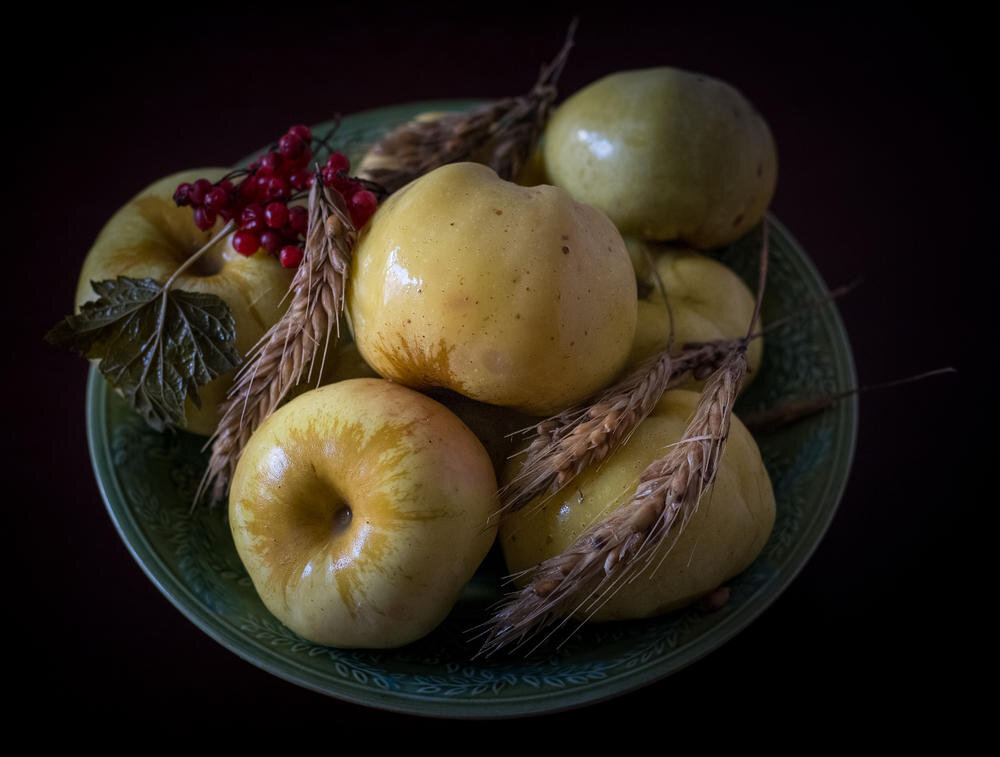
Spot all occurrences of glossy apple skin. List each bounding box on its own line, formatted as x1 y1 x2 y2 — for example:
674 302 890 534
544 67 777 248
626 247 763 385
347 162 637 415
75 168 294 435
500 390 775 620
229 378 499 648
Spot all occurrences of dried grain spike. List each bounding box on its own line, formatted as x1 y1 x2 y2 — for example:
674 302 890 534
477 222 771 655
356 20 577 193
195 180 356 506
496 336 745 517
477 347 749 657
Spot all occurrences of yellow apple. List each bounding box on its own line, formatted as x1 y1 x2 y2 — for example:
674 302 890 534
346 162 637 415
544 67 777 248
500 389 775 620
75 168 294 435
626 247 763 385
229 377 499 648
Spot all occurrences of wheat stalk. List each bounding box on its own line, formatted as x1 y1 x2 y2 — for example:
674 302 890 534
195 180 356 506
477 223 770 655
497 336 747 517
356 20 576 194
478 347 749 656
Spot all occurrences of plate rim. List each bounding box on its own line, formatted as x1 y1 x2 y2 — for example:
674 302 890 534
85 100 858 719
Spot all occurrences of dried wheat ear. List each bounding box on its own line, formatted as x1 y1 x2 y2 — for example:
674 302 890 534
197 23 579 507
196 182 355 506
497 336 748 518
356 20 576 193
477 347 750 656
477 223 770 655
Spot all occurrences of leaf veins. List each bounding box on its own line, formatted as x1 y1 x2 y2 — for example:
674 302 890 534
46 276 241 431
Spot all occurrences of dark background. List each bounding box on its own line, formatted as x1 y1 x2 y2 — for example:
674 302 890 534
12 1 978 734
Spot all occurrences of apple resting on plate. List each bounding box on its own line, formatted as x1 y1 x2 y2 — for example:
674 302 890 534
346 162 637 416
500 389 776 620
229 378 499 648
75 168 294 435
625 243 764 384
544 66 777 248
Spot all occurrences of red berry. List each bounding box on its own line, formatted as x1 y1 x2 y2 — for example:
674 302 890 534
322 166 355 194
325 152 350 173
265 202 289 229
279 133 306 160
190 178 213 205
240 203 265 232
173 183 193 206
193 206 216 231
288 125 311 142
289 170 314 191
345 179 367 198
286 148 313 173
259 151 283 176
288 205 309 235
254 174 271 200
219 178 237 206
237 176 258 204
349 189 378 228
232 229 260 256
259 230 283 255
320 164 337 188
204 186 228 211
279 245 304 268
263 176 289 201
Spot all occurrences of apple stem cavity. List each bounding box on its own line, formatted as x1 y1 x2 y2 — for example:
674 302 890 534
332 504 353 534
163 220 235 291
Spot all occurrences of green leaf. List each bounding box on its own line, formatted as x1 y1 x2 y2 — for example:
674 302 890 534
46 276 241 431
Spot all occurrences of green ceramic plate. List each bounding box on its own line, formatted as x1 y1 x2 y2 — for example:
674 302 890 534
86 100 857 718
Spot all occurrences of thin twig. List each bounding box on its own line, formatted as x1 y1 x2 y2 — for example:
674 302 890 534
742 366 957 433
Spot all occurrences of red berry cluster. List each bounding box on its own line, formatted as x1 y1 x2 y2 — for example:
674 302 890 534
173 125 379 268
318 152 379 230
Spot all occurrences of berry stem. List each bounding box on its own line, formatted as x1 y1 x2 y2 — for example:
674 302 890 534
219 168 250 183
312 118 342 156
164 221 235 291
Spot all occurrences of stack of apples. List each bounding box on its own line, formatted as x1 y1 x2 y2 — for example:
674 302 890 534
79 67 780 649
